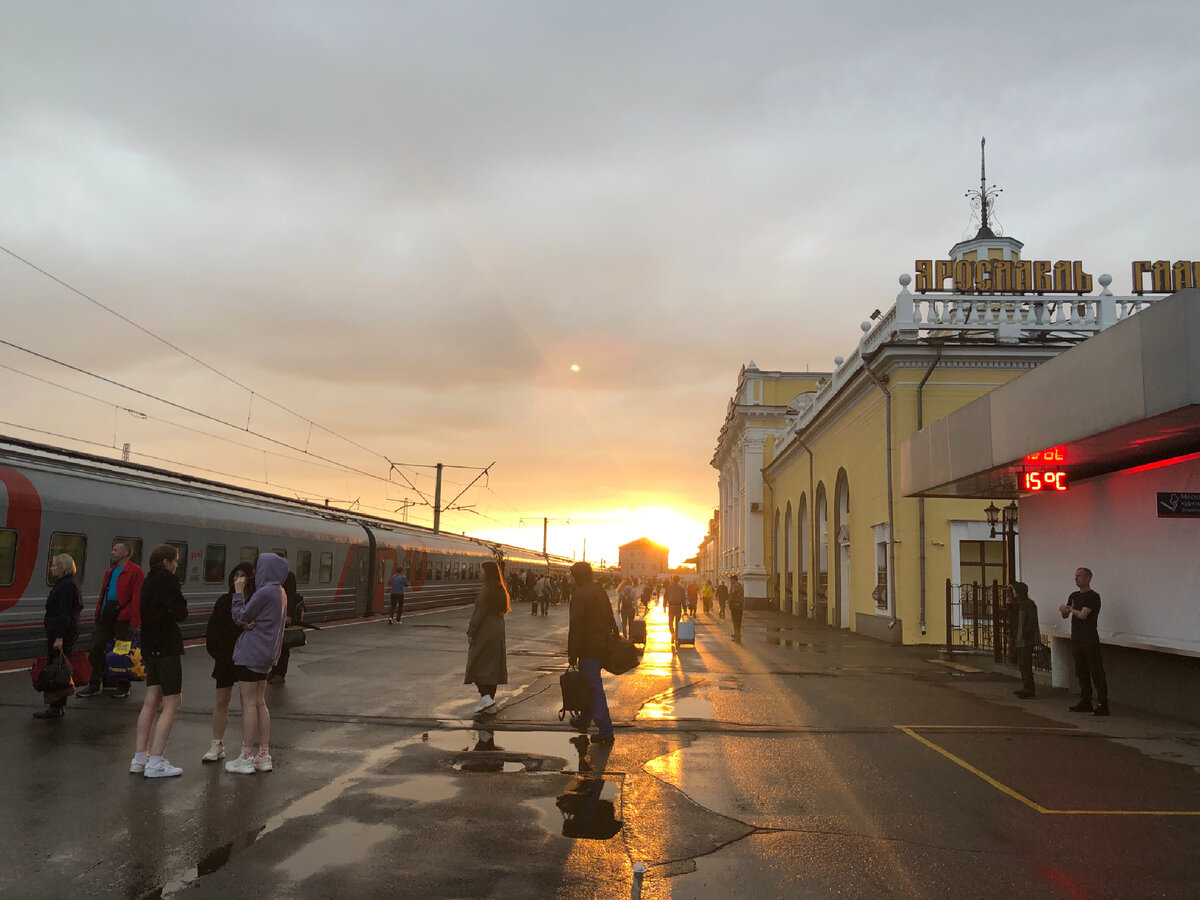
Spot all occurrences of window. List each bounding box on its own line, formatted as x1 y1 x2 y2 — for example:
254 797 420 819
204 545 227 584
296 550 312 583
114 537 143 567
452 561 460 580
424 559 432 581
166 541 188 584
959 540 1005 589
48 533 87 586
378 561 386 583
435 560 443 581
271 548 288 559
0 528 17 587
319 552 333 583
240 546 259 564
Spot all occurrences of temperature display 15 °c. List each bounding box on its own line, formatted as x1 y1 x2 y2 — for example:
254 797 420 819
1024 470 1068 492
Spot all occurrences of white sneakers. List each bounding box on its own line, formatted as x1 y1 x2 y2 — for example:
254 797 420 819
129 756 146 774
473 695 497 714
225 748 272 774
201 740 225 763
144 759 183 778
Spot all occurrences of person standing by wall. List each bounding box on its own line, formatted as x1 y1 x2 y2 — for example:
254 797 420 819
388 564 410 624
226 552 289 774
33 554 83 719
78 541 144 699
1059 566 1109 716
729 574 745 642
464 560 510 715
567 561 618 744
131 545 189 778
1010 582 1039 699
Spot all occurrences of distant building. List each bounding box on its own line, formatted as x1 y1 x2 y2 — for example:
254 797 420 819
619 538 668 580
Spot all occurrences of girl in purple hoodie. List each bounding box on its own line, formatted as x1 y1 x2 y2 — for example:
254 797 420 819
226 552 288 774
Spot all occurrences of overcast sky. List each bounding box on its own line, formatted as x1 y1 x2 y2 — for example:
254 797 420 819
2 2 1198 565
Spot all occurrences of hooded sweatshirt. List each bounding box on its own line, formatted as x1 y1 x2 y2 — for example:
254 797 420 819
232 553 289 673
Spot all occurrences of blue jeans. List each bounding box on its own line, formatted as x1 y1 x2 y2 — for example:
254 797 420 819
576 657 613 738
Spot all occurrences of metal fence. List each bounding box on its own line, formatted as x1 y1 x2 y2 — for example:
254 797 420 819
945 579 1050 671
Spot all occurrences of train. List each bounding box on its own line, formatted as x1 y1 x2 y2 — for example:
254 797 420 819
0 436 575 661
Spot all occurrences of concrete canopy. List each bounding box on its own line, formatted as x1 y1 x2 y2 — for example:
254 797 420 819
901 289 1200 499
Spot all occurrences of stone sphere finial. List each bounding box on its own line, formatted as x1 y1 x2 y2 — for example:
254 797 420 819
899 273 912 287
1098 274 1112 288
834 356 844 366
861 321 871 333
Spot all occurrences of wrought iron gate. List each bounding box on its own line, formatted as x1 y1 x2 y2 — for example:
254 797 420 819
945 579 1049 671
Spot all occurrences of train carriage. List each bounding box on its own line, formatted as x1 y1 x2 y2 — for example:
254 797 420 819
0 438 521 662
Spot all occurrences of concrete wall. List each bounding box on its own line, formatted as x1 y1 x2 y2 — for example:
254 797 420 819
1023 455 1200 656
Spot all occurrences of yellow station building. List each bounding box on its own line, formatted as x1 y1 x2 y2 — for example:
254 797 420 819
712 178 1170 646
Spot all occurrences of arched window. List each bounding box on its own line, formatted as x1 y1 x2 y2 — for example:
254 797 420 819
783 502 793 614
798 493 809 617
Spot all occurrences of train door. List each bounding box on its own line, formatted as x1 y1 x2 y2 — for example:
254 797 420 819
353 546 371 616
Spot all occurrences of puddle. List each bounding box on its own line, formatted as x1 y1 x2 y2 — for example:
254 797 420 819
374 774 460 803
639 695 715 721
524 777 622 840
418 728 578 773
453 759 530 773
277 821 395 881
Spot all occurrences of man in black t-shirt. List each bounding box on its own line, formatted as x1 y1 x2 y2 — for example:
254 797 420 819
1059 566 1109 716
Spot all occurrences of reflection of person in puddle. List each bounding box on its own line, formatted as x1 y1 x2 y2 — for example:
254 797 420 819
465 561 510 716
557 742 619 840
461 729 503 772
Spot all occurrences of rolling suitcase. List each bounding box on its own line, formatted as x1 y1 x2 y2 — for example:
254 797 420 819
559 666 590 720
629 618 647 645
676 619 696 647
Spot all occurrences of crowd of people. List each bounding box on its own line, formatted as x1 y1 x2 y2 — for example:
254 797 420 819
36 540 297 778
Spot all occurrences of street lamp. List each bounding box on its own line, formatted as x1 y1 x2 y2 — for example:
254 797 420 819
983 501 1019 586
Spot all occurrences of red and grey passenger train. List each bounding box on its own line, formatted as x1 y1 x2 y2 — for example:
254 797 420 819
0 437 572 662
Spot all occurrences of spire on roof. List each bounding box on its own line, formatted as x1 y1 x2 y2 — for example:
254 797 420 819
965 137 1002 239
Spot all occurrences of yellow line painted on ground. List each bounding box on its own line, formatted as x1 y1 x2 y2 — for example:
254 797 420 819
897 725 1200 816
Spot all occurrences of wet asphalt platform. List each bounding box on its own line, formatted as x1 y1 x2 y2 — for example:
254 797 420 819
5 596 1200 899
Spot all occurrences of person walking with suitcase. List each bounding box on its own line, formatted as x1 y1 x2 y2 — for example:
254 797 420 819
567 562 617 744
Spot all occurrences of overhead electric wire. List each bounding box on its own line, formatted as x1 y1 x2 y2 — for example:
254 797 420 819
0 244 389 464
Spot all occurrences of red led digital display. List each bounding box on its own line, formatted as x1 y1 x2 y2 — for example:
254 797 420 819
1023 471 1068 492
1025 446 1066 464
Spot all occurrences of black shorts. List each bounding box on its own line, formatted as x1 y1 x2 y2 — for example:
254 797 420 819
211 658 237 689
145 655 183 696
234 665 267 683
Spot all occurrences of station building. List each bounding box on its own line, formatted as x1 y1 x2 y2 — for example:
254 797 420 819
903 286 1200 718
618 537 669 581
711 197 1174 645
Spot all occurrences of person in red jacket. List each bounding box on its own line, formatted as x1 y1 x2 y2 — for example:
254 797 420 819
77 541 145 699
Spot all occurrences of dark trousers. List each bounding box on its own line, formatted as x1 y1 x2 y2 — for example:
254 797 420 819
573 658 613 738
1073 641 1107 707
274 645 291 677
1017 646 1035 694
390 592 405 620
668 605 682 638
475 682 497 698
87 617 131 689
620 610 634 639
731 606 744 640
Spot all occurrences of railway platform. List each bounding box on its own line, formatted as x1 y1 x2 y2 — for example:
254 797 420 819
4 598 1200 899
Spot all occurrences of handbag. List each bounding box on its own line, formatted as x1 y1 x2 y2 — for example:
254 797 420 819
33 651 74 693
559 666 590 720
602 633 641 676
282 626 307 650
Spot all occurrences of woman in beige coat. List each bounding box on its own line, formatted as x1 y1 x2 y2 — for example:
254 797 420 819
465 560 510 715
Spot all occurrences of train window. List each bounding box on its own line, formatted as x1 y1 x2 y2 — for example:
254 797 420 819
114 538 143 567
434 560 443 581
451 561 459 580
47 533 87 586
319 552 333 583
296 551 312 583
166 542 188 584
240 546 258 564
0 528 17 587
272 548 288 559
424 559 432 581
204 545 227 584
